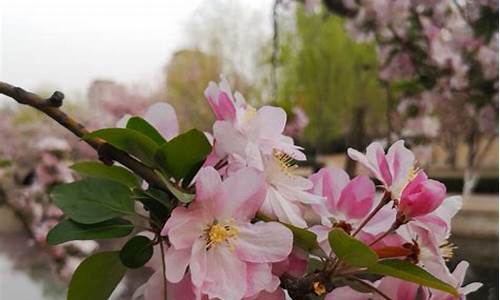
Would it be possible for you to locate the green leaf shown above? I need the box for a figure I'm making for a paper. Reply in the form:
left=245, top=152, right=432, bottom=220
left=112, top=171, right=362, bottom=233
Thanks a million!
left=367, top=259, right=458, bottom=296
left=68, top=251, right=127, bottom=300
left=51, top=178, right=134, bottom=224
left=119, top=236, right=154, bottom=269
left=126, top=116, right=166, bottom=145
left=47, top=218, right=134, bottom=245
left=155, top=129, right=211, bottom=180
left=133, top=187, right=173, bottom=209
left=85, top=128, right=159, bottom=167
left=71, top=161, right=139, bottom=188
left=285, top=223, right=319, bottom=252
left=328, top=228, right=378, bottom=267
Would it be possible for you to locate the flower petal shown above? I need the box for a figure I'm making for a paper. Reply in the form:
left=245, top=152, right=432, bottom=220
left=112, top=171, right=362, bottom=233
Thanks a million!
left=164, top=248, right=190, bottom=283
left=236, top=222, right=293, bottom=263
left=144, top=102, right=179, bottom=141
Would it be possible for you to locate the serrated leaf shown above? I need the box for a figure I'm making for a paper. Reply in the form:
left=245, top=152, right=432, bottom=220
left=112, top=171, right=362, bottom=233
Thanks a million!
left=68, top=251, right=127, bottom=300
left=155, top=129, right=211, bottom=180
left=51, top=178, right=134, bottom=224
left=85, top=128, right=159, bottom=167
left=47, top=218, right=134, bottom=245
left=367, top=259, right=458, bottom=296
left=328, top=228, right=378, bottom=267
left=71, top=161, right=139, bottom=187
left=119, top=236, right=154, bottom=269
left=126, top=116, right=166, bottom=145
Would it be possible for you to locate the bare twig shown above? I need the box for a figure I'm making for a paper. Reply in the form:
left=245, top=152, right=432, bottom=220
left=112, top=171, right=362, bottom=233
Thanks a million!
left=347, top=276, right=392, bottom=300
left=159, top=240, right=167, bottom=300
left=352, top=191, right=391, bottom=237
left=0, top=81, right=168, bottom=192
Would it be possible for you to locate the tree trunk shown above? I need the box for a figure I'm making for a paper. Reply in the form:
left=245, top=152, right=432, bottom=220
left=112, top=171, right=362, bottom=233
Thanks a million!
left=345, top=106, right=366, bottom=177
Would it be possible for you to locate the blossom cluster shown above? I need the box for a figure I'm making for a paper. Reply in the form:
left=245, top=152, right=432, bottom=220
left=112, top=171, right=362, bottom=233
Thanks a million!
left=317, top=0, right=498, bottom=170
left=135, top=77, right=481, bottom=300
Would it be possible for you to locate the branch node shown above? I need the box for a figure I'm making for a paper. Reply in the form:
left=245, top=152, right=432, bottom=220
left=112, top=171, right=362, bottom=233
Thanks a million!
left=46, top=91, right=64, bottom=107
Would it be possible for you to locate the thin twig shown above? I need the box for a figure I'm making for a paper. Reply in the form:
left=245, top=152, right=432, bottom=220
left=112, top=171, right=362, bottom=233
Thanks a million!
left=352, top=191, right=391, bottom=237
left=159, top=239, right=167, bottom=300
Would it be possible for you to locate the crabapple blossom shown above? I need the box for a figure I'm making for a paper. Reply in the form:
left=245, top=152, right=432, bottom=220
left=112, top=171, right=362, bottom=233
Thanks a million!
left=161, top=167, right=293, bottom=300
left=347, top=140, right=416, bottom=198
left=207, top=76, right=305, bottom=171
left=397, top=171, right=446, bottom=221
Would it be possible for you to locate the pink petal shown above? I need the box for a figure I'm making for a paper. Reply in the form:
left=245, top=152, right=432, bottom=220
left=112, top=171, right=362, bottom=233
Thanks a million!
left=337, top=175, right=375, bottom=220
left=203, top=246, right=247, bottom=300
left=250, top=106, right=287, bottom=139
left=236, top=222, right=293, bottom=263
left=164, top=248, right=190, bottom=283
left=213, top=121, right=247, bottom=157
left=245, top=263, right=280, bottom=298
left=399, top=171, right=446, bottom=218
left=366, top=142, right=393, bottom=186
left=217, top=167, right=266, bottom=221
left=325, top=286, right=371, bottom=300
left=161, top=206, right=209, bottom=249
left=309, top=167, right=350, bottom=214
left=195, top=167, right=222, bottom=205
left=386, top=140, right=415, bottom=191
left=189, top=238, right=207, bottom=288
left=144, top=102, right=179, bottom=141
left=144, top=270, right=165, bottom=300
left=377, top=277, right=423, bottom=300
left=260, top=188, right=307, bottom=228
left=166, top=272, right=198, bottom=300
left=245, top=288, right=285, bottom=300
left=204, top=81, right=236, bottom=122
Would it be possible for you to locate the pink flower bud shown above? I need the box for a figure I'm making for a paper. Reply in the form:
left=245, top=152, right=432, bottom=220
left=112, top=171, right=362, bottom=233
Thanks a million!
left=398, top=171, right=446, bottom=219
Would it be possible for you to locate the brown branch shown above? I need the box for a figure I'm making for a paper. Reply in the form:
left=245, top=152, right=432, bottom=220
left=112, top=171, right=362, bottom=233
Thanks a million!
left=0, top=81, right=168, bottom=192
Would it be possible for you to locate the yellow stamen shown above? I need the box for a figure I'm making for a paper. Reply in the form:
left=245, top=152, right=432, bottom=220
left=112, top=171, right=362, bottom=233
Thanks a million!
left=440, top=241, right=456, bottom=262
left=205, top=221, right=239, bottom=250
left=272, top=149, right=298, bottom=174
left=313, top=281, right=326, bottom=296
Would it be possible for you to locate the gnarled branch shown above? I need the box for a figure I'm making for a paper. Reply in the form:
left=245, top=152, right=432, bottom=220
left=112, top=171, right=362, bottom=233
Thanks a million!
left=0, top=81, right=167, bottom=192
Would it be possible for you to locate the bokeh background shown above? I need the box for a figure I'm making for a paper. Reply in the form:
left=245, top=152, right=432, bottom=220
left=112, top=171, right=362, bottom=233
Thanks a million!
left=0, top=0, right=498, bottom=299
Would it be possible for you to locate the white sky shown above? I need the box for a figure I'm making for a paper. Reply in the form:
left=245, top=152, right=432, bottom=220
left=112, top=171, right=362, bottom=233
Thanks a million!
left=1, top=0, right=272, bottom=99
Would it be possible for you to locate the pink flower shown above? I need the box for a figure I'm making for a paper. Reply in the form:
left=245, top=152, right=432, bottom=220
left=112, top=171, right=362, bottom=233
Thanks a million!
left=308, top=167, right=394, bottom=253
left=207, top=77, right=305, bottom=170
left=398, top=171, right=446, bottom=220
left=259, top=152, right=324, bottom=228
left=117, top=102, right=179, bottom=141
left=411, top=196, right=462, bottom=242
left=347, top=140, right=415, bottom=197
left=204, top=75, right=245, bottom=123
left=430, top=261, right=482, bottom=300
left=161, top=167, right=293, bottom=300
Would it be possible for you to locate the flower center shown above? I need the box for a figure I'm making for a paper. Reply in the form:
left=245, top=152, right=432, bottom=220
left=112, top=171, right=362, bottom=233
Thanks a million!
left=272, top=149, right=297, bottom=174
left=205, top=221, right=239, bottom=249
left=440, top=241, right=456, bottom=262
